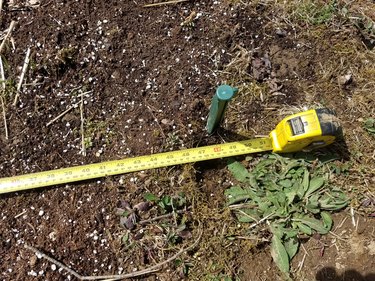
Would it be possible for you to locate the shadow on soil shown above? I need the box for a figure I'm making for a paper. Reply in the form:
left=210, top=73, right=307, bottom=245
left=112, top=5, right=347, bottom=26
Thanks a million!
left=316, top=267, right=375, bottom=281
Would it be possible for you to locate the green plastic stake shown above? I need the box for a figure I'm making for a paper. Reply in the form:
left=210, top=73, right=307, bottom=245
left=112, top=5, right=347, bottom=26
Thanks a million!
left=206, top=85, right=238, bottom=134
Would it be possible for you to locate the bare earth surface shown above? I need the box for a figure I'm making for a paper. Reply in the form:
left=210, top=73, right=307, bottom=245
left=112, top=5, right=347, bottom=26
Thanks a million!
left=0, top=0, right=374, bottom=280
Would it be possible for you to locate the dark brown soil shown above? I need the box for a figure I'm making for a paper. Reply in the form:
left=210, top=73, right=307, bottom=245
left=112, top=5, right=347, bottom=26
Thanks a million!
left=0, top=0, right=374, bottom=280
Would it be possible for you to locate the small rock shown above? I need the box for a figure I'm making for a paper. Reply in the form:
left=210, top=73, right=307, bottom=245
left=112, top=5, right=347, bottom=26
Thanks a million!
left=29, top=255, right=37, bottom=267
left=337, top=73, right=352, bottom=86
left=276, top=28, right=287, bottom=37
left=111, top=70, right=120, bottom=80
left=161, top=119, right=171, bottom=125
left=28, top=0, right=40, bottom=6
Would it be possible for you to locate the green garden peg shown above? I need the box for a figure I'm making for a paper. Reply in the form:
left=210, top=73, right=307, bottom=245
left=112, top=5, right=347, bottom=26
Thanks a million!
left=206, top=85, right=238, bottom=134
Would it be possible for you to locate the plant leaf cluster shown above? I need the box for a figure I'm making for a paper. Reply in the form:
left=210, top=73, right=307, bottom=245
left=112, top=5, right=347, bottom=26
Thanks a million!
left=144, top=192, right=187, bottom=213
left=364, top=118, right=375, bottom=135
left=225, top=154, right=348, bottom=273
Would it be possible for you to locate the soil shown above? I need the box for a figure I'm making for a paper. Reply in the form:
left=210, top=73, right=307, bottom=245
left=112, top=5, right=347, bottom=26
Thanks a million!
left=0, top=1, right=374, bottom=281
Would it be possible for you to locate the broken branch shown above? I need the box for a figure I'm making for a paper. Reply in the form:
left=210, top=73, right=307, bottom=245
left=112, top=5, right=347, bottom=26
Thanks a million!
left=13, top=47, right=31, bottom=106
left=24, top=227, right=202, bottom=280
left=143, top=0, right=189, bottom=8
left=0, top=21, right=16, bottom=54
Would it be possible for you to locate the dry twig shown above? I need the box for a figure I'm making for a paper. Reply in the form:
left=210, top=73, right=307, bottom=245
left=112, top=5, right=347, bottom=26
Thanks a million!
left=0, top=56, right=8, bottom=139
left=46, top=90, right=92, bottom=127
left=0, top=20, right=16, bottom=54
left=13, top=47, right=31, bottom=106
left=80, top=93, right=86, bottom=156
left=0, top=95, right=7, bottom=139
left=139, top=209, right=186, bottom=225
left=24, top=227, right=202, bottom=280
left=46, top=101, right=82, bottom=127
left=143, top=0, right=189, bottom=8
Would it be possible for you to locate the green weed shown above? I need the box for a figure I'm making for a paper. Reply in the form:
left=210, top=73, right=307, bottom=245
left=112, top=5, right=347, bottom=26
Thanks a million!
left=144, top=192, right=187, bottom=214
left=363, top=118, right=375, bottom=135
left=293, top=0, right=340, bottom=25
left=225, top=154, right=348, bottom=273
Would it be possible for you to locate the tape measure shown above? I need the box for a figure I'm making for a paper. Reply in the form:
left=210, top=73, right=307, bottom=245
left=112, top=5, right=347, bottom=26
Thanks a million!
left=0, top=108, right=341, bottom=194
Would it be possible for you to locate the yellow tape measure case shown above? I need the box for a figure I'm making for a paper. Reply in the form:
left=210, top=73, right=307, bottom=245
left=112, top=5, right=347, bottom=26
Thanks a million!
left=270, top=109, right=341, bottom=153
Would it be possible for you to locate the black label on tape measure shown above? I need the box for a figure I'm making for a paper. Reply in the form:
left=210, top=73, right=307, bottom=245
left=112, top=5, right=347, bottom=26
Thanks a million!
left=289, top=117, right=305, bottom=136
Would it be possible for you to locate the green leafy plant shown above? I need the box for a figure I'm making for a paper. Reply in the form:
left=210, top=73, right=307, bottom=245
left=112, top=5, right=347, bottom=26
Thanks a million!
left=363, top=118, right=375, bottom=135
left=144, top=192, right=187, bottom=213
left=225, top=154, right=348, bottom=273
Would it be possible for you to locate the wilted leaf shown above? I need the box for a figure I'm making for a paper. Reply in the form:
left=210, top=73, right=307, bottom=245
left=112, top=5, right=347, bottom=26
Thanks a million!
left=321, top=212, right=333, bottom=230
left=284, top=238, right=299, bottom=260
left=121, top=213, right=136, bottom=230
left=305, top=177, right=325, bottom=197
left=178, top=230, right=192, bottom=239
left=270, top=235, right=290, bottom=273
left=133, top=201, right=151, bottom=212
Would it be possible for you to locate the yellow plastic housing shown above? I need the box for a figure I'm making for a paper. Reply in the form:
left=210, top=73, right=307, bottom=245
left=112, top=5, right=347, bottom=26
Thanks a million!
left=270, top=109, right=339, bottom=153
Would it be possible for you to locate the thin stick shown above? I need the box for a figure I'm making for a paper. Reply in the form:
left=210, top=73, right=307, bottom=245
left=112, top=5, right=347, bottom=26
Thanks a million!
left=14, top=209, right=27, bottom=219
left=0, top=0, right=3, bottom=15
left=143, top=0, right=189, bottom=8
left=46, top=90, right=92, bottom=126
left=139, top=209, right=186, bottom=225
left=0, top=20, right=16, bottom=54
left=145, top=103, right=166, bottom=139
left=80, top=93, right=86, bottom=156
left=249, top=212, right=275, bottom=229
left=13, top=47, right=31, bottom=106
left=24, top=228, right=202, bottom=280
left=46, top=101, right=82, bottom=127
left=328, top=231, right=348, bottom=242
left=297, top=252, right=307, bottom=273
left=24, top=244, right=82, bottom=279
left=0, top=56, right=5, bottom=90
left=350, top=207, right=356, bottom=228
left=0, top=56, right=8, bottom=139
left=1, top=96, right=8, bottom=139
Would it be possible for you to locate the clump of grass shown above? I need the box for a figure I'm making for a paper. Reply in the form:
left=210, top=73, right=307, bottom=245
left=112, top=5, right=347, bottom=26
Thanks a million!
left=225, top=154, right=348, bottom=274
left=293, top=0, right=340, bottom=25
